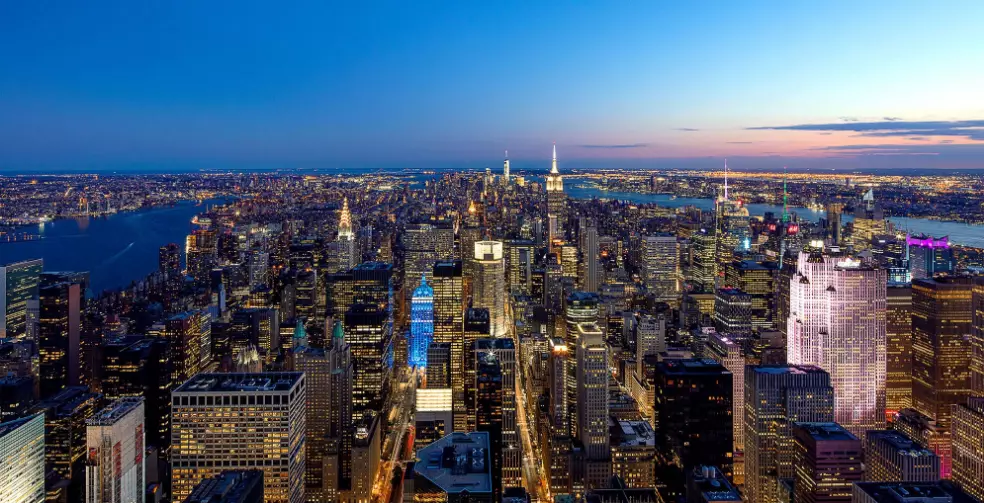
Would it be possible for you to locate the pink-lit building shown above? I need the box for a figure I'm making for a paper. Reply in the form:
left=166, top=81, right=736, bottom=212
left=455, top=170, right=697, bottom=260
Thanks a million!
left=787, top=248, right=887, bottom=438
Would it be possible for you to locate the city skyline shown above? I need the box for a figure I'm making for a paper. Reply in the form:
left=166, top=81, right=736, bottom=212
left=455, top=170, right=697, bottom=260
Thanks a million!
left=2, top=2, right=984, bottom=171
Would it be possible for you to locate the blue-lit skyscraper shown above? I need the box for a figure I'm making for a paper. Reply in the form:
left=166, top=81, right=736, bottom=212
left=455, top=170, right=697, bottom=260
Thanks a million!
left=409, top=274, right=434, bottom=367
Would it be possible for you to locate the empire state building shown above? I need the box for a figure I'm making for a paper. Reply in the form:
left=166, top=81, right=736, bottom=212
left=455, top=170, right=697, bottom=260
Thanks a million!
left=546, top=143, right=565, bottom=245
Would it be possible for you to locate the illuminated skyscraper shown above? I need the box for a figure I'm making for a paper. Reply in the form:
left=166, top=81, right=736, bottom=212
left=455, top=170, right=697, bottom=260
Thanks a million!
left=545, top=144, right=565, bottom=245
left=473, top=241, right=507, bottom=337
left=336, top=197, right=358, bottom=271
left=580, top=223, right=600, bottom=293
left=0, top=258, right=43, bottom=341
left=502, top=150, right=510, bottom=182
left=852, top=189, right=886, bottom=251
left=970, top=278, right=984, bottom=395
left=744, top=365, right=834, bottom=503
left=504, top=239, right=535, bottom=296
left=723, top=260, right=777, bottom=331
left=344, top=305, right=391, bottom=420
left=951, top=397, right=984, bottom=502
left=186, top=228, right=218, bottom=287
left=158, top=244, right=180, bottom=278
left=704, top=332, right=745, bottom=485
left=576, top=323, right=610, bottom=487
left=792, top=423, right=863, bottom=503
left=689, top=229, right=717, bottom=293
left=908, top=235, right=954, bottom=280
left=85, top=397, right=145, bottom=503
left=825, top=202, right=844, bottom=245
left=786, top=248, right=887, bottom=437
left=0, top=413, right=45, bottom=503
left=864, top=429, right=940, bottom=482
left=408, top=274, right=434, bottom=368
left=712, top=288, right=752, bottom=336
left=171, top=373, right=306, bottom=503
left=165, top=310, right=212, bottom=385
left=404, top=221, right=454, bottom=306
left=911, top=276, right=973, bottom=477
left=640, top=234, right=680, bottom=304
left=432, top=260, right=465, bottom=429
left=886, top=286, right=913, bottom=416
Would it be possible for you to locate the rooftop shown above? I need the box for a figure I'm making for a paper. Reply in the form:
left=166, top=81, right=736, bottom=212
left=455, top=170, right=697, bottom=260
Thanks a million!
left=752, top=364, right=828, bottom=375
left=88, top=397, right=143, bottom=426
left=612, top=420, right=655, bottom=448
left=414, top=432, right=492, bottom=495
left=796, top=422, right=858, bottom=442
left=852, top=481, right=967, bottom=503
left=658, top=358, right=730, bottom=376
left=175, top=372, right=303, bottom=393
left=867, top=430, right=937, bottom=458
left=688, top=466, right=741, bottom=502
left=0, top=413, right=42, bottom=438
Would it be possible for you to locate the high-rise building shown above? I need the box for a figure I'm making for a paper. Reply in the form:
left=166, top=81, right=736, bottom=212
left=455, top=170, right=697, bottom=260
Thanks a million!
left=229, top=308, right=279, bottom=362
left=409, top=275, right=434, bottom=368
left=326, top=262, right=393, bottom=326
left=581, top=224, right=600, bottom=293
left=826, top=202, right=844, bottom=245
left=170, top=373, right=306, bottom=503
left=950, top=397, right=984, bottom=502
left=723, top=259, right=777, bottom=331
left=158, top=244, right=181, bottom=278
left=504, top=239, right=535, bottom=296
left=0, top=414, right=45, bottom=503
left=686, top=465, right=742, bottom=503
left=98, top=337, right=170, bottom=449
left=0, top=258, right=43, bottom=340
left=404, top=221, right=454, bottom=306
left=294, top=322, right=352, bottom=503
left=545, top=144, right=565, bottom=245
left=653, top=359, right=732, bottom=501
left=792, top=422, right=863, bottom=503
left=38, top=277, right=82, bottom=398
left=852, top=481, right=974, bottom=503
left=852, top=189, right=886, bottom=251
left=184, top=470, right=264, bottom=503
left=911, top=276, right=973, bottom=474
left=610, top=419, right=656, bottom=488
left=407, top=432, right=494, bottom=503
left=715, top=197, right=751, bottom=279
left=473, top=241, right=506, bottom=337
left=31, top=385, right=100, bottom=485
left=85, top=397, right=145, bottom=503
left=689, top=229, right=718, bottom=293
left=334, top=197, right=359, bottom=272
left=786, top=248, right=887, bottom=437
left=186, top=229, right=218, bottom=287
left=502, top=150, right=510, bottom=182
left=165, top=310, right=213, bottom=385
left=704, top=332, right=745, bottom=485
left=893, top=408, right=951, bottom=480
left=475, top=352, right=504, bottom=500
left=640, top=234, right=680, bottom=304
left=712, top=288, right=752, bottom=336
left=864, top=429, right=940, bottom=483
left=414, top=388, right=453, bottom=450
left=744, top=365, right=835, bottom=503
left=473, top=338, right=519, bottom=487
left=908, top=235, right=954, bottom=281
left=576, top=323, right=611, bottom=488
left=970, top=278, right=984, bottom=396
left=432, top=260, right=466, bottom=430
left=886, top=286, right=913, bottom=417
left=344, top=305, right=391, bottom=420
left=425, top=342, right=451, bottom=389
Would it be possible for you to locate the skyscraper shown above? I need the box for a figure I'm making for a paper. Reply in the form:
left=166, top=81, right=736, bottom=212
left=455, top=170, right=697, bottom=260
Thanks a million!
left=970, top=278, right=984, bottom=396
left=472, top=241, right=506, bottom=337
left=432, top=260, right=465, bottom=430
left=165, top=310, right=212, bottom=385
left=640, top=234, right=680, bottom=304
left=852, top=189, right=886, bottom=251
left=792, top=422, right=863, bottom=503
left=0, top=414, right=45, bottom=503
left=825, top=202, right=844, bottom=245
left=886, top=285, right=913, bottom=416
left=653, top=359, right=733, bottom=501
left=712, top=288, right=753, bottom=336
left=864, top=429, right=940, bottom=483
left=580, top=223, right=599, bottom=293
left=908, top=235, right=954, bottom=280
left=186, top=228, right=218, bottom=287
left=950, top=397, right=984, bottom=502
left=576, top=323, right=610, bottom=488
left=911, top=276, right=973, bottom=477
left=475, top=352, right=504, bottom=500
left=502, top=150, right=510, bottom=182
left=404, top=221, right=454, bottom=306
left=85, top=397, right=145, bottom=503
left=473, top=338, right=520, bottom=488
left=344, top=305, right=391, bottom=420
left=786, top=248, right=887, bottom=437
left=158, top=244, right=180, bottom=278
left=704, top=332, right=745, bottom=485
left=409, top=275, right=434, bottom=368
left=545, top=144, right=565, bottom=245
left=170, top=373, right=306, bottom=503
left=744, top=365, right=834, bottom=503
left=0, top=258, right=43, bottom=340
left=38, top=277, right=82, bottom=397
left=335, top=197, right=358, bottom=272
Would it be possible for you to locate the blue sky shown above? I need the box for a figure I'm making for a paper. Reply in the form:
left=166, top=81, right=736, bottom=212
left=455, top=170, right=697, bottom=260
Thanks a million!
left=1, top=1, right=982, bottom=171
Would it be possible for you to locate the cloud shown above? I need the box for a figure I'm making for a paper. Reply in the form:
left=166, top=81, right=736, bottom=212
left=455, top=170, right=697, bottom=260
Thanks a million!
left=840, top=116, right=860, bottom=122
left=907, top=137, right=929, bottom=141
left=727, top=141, right=754, bottom=144
left=578, top=143, right=649, bottom=149
left=675, top=128, right=700, bottom=132
left=939, top=139, right=954, bottom=144
left=748, top=119, right=984, bottom=142
left=883, top=117, right=903, bottom=121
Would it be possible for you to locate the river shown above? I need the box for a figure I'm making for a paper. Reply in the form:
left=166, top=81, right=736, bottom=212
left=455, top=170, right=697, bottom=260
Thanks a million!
left=0, top=200, right=222, bottom=294
left=566, top=185, right=984, bottom=248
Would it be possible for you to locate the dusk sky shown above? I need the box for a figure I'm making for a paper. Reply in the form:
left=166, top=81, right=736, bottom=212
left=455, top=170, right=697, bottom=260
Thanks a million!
left=1, top=1, right=983, bottom=171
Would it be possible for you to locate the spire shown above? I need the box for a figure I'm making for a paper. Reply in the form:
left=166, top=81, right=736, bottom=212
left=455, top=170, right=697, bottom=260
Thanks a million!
left=505, top=150, right=509, bottom=160
left=550, top=142, right=559, bottom=174
left=338, top=196, right=353, bottom=239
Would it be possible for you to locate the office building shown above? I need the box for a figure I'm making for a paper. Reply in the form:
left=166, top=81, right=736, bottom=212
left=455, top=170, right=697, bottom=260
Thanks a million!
left=744, top=365, right=835, bottom=503
left=576, top=323, right=610, bottom=482
left=852, top=190, right=886, bottom=250
left=472, top=241, right=506, bottom=338
left=186, top=229, right=218, bottom=287
left=31, top=385, right=100, bottom=483
left=826, top=203, right=844, bottom=244
left=653, top=359, right=732, bottom=502
left=409, top=275, right=434, bottom=368
left=325, top=262, right=393, bottom=326
left=893, top=408, right=951, bottom=480
left=0, top=414, right=46, bottom=503
left=85, top=397, right=145, bottom=503
left=404, top=221, right=454, bottom=306
left=170, top=373, right=306, bottom=503
left=640, top=234, right=679, bottom=304
left=1, top=258, right=43, bottom=340
left=792, top=423, right=863, bottom=503
left=406, top=432, right=494, bottom=503
left=704, top=332, right=744, bottom=485
left=786, top=249, right=887, bottom=437
left=970, top=278, right=984, bottom=396
left=712, top=288, right=752, bottom=336
left=344, top=305, right=391, bottom=420
left=886, top=286, right=913, bottom=416
left=504, top=239, right=535, bottom=296
left=415, top=388, right=453, bottom=450
left=165, top=310, right=213, bottom=385
left=610, top=420, right=656, bottom=488
left=724, top=259, right=777, bottom=331
left=426, top=342, right=452, bottom=388
left=852, top=481, right=976, bottom=503
left=908, top=235, right=954, bottom=280
left=473, top=338, right=520, bottom=488
left=38, top=277, right=82, bottom=398
left=475, top=352, right=504, bottom=500
left=546, top=144, right=565, bottom=244
left=864, top=429, right=940, bottom=482
left=432, top=261, right=466, bottom=430
left=158, top=244, right=181, bottom=278
left=183, top=470, right=264, bottom=503
left=950, top=397, right=984, bottom=502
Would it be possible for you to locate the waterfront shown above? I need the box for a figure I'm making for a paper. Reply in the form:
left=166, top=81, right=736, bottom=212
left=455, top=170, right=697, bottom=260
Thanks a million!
left=567, top=185, right=984, bottom=248
left=0, top=200, right=220, bottom=294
